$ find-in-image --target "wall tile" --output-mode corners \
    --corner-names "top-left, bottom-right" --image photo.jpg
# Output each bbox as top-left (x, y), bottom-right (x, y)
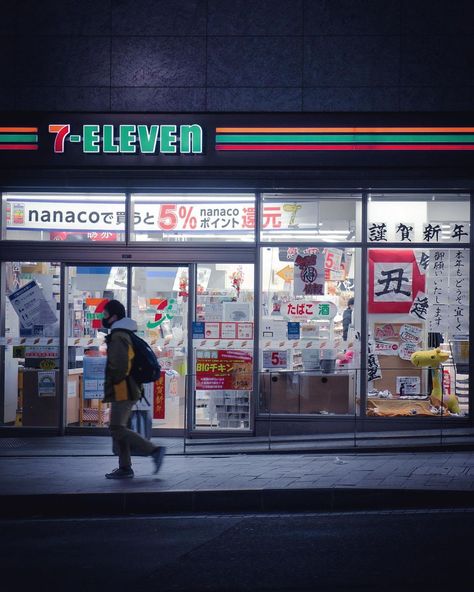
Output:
top-left (19, 0), bottom-right (111, 36)
top-left (207, 87), bottom-right (302, 111)
top-left (111, 87), bottom-right (206, 110)
top-left (208, 0), bottom-right (303, 36)
top-left (0, 7), bottom-right (19, 35)
top-left (112, 37), bottom-right (206, 86)
top-left (0, 87), bottom-right (17, 109)
top-left (303, 87), bottom-right (399, 111)
top-left (304, 36), bottom-right (399, 86)
top-left (14, 87), bottom-right (111, 110)
top-left (112, 0), bottom-right (206, 35)
top-left (304, 0), bottom-right (401, 35)
top-left (0, 42), bottom-right (20, 85)
top-left (400, 87), bottom-right (474, 111)
top-left (401, 36), bottom-right (474, 85)
top-left (402, 0), bottom-right (474, 35)
top-left (208, 37), bottom-right (302, 87)
top-left (17, 37), bottom-right (110, 86)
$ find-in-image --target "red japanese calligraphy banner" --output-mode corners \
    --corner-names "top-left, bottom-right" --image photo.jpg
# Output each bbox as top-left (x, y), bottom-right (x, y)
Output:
top-left (196, 350), bottom-right (253, 390)
top-left (153, 376), bottom-right (165, 419)
top-left (368, 249), bottom-right (425, 313)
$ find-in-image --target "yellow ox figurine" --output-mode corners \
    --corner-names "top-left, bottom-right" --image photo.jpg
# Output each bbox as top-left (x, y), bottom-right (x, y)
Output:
top-left (410, 347), bottom-right (450, 406)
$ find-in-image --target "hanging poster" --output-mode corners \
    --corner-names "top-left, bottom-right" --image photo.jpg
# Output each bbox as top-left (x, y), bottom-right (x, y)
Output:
top-left (153, 376), bottom-right (165, 419)
top-left (293, 253), bottom-right (325, 296)
top-left (83, 356), bottom-right (106, 400)
top-left (8, 281), bottom-right (58, 328)
top-left (368, 250), bottom-right (425, 313)
top-left (196, 350), bottom-right (253, 390)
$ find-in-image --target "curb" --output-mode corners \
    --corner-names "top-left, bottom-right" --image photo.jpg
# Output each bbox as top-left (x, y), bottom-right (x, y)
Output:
top-left (2, 488), bottom-right (473, 519)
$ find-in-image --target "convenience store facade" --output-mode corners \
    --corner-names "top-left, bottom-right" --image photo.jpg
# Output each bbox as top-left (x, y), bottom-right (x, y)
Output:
top-left (1, 113), bottom-right (473, 440)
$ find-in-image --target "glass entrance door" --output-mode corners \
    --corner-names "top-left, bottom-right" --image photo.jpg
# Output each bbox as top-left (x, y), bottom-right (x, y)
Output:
top-left (131, 266), bottom-right (188, 430)
top-left (65, 265), bottom-right (188, 432)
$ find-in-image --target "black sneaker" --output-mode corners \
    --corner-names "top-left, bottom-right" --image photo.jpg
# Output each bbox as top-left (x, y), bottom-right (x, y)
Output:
top-left (151, 446), bottom-right (166, 474)
top-left (105, 467), bottom-right (134, 479)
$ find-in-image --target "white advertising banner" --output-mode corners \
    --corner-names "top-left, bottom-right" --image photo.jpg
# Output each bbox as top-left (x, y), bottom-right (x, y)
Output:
top-left (6, 198), bottom-right (322, 235)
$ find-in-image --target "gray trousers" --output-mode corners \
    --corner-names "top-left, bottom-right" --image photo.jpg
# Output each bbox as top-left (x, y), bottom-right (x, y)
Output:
top-left (110, 400), bottom-right (155, 468)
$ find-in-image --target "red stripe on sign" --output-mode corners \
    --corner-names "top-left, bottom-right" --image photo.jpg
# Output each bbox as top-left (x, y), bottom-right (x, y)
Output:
top-left (215, 144), bottom-right (474, 151)
top-left (0, 144), bottom-right (38, 150)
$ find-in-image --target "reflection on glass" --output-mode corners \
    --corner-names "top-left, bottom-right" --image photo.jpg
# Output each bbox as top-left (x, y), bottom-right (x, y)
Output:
top-left (367, 247), bottom-right (469, 418)
top-left (66, 266), bottom-right (127, 427)
top-left (2, 262), bottom-right (61, 427)
top-left (260, 193), bottom-right (362, 242)
top-left (194, 263), bottom-right (255, 430)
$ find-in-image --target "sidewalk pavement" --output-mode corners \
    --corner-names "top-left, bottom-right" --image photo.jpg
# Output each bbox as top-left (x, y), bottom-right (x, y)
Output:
top-left (0, 437), bottom-right (473, 518)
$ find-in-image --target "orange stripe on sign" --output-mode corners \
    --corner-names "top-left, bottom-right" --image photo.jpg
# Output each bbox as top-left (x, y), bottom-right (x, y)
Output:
top-left (215, 127), bottom-right (474, 133)
top-left (0, 127), bottom-right (38, 132)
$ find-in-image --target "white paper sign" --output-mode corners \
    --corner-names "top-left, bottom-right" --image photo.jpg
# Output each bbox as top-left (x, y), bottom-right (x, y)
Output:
top-left (396, 376), bottom-right (420, 395)
top-left (399, 324), bottom-right (422, 343)
top-left (263, 350), bottom-right (288, 369)
top-left (8, 281), bottom-right (58, 328)
top-left (38, 371), bottom-right (56, 397)
top-left (399, 341), bottom-right (418, 360)
top-left (83, 357), bottom-right (106, 400)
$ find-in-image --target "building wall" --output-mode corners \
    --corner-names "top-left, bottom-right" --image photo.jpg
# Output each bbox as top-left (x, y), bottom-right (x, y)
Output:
top-left (1, 0), bottom-right (473, 113)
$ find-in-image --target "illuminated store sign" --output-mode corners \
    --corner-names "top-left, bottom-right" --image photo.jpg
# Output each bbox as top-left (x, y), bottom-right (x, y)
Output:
top-left (48, 123), bottom-right (203, 154)
top-left (2, 115), bottom-right (474, 169)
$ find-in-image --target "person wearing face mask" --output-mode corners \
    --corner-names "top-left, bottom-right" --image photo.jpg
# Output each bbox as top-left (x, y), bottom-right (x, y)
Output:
top-left (102, 299), bottom-right (165, 479)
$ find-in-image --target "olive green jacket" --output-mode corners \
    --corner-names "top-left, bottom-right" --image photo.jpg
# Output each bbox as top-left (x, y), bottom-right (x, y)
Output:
top-left (102, 318), bottom-right (141, 403)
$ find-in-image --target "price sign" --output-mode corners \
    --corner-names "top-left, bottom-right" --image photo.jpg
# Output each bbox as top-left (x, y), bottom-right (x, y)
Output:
top-left (263, 350), bottom-right (288, 369)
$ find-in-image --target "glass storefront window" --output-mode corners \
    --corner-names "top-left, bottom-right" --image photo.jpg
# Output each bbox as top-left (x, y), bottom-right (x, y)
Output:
top-left (66, 266), bottom-right (127, 427)
top-left (260, 246), bottom-right (360, 415)
top-left (130, 193), bottom-right (255, 242)
top-left (260, 193), bottom-right (362, 242)
top-left (193, 263), bottom-right (255, 430)
top-left (2, 193), bottom-right (126, 242)
top-left (1, 261), bottom-right (61, 427)
top-left (368, 193), bottom-right (470, 243)
top-left (367, 247), bottom-right (469, 418)
top-left (131, 266), bottom-right (188, 429)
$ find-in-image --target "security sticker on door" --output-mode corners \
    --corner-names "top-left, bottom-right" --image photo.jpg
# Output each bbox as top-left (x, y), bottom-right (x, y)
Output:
top-left (263, 350), bottom-right (288, 369)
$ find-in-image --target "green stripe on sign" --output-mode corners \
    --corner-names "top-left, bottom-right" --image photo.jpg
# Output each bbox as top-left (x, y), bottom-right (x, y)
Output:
top-left (0, 134), bottom-right (38, 143)
top-left (215, 134), bottom-right (474, 144)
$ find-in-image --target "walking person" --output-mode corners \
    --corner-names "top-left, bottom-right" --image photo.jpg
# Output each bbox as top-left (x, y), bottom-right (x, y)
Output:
top-left (102, 299), bottom-right (165, 479)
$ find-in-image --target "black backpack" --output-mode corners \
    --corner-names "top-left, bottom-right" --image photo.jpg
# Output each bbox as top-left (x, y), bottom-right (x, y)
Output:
top-left (113, 329), bottom-right (161, 384)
